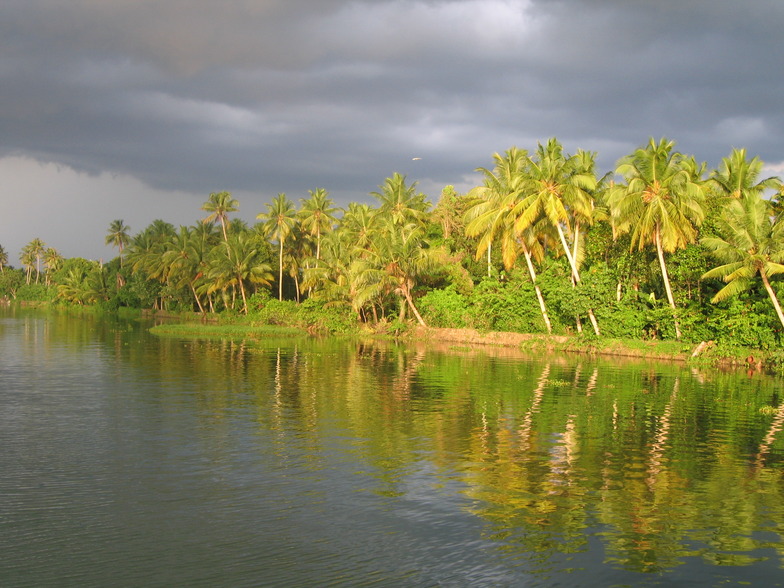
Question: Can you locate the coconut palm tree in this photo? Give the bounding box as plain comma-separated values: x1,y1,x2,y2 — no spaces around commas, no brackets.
711,148,780,201
257,193,298,301
21,238,46,284
371,173,430,226
201,191,239,242
514,138,601,335
206,232,273,313
702,193,784,329
363,217,447,326
43,248,62,287
607,138,707,340
0,244,7,273
465,147,529,269
105,219,131,268
299,188,338,261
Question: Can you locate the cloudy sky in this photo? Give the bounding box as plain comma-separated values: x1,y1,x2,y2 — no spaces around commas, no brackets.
2,0,783,263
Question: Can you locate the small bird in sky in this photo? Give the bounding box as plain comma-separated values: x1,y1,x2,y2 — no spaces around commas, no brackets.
412,157,422,160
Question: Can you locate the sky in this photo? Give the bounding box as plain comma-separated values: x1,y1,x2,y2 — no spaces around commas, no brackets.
2,0,784,264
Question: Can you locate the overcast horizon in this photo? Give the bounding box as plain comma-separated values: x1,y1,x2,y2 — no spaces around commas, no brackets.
3,0,784,264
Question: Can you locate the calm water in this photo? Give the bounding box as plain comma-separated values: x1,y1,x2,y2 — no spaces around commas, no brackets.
2,307,784,587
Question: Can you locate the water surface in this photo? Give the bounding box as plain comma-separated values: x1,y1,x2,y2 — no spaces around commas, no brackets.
2,307,783,587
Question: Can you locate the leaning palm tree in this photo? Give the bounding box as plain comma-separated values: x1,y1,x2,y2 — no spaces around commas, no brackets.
257,193,298,301
464,148,553,333
201,191,239,242
366,218,446,326
515,138,601,336
105,219,131,268
607,138,707,340
702,193,784,329
465,147,529,271
0,244,8,273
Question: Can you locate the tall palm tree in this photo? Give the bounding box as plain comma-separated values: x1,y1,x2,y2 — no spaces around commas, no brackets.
206,232,273,313
465,147,529,269
23,238,46,284
711,148,780,201
0,244,7,273
464,148,553,333
20,245,35,285
367,218,445,326
299,188,338,261
514,138,601,336
201,191,239,242
43,247,62,287
105,219,131,268
607,138,707,340
371,173,429,226
257,193,298,301
702,193,784,329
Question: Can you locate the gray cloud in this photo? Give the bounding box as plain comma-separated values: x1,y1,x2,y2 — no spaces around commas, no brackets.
2,0,784,261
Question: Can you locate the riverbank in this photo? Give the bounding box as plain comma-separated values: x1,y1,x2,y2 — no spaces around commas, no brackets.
145,310,772,371
408,326,776,370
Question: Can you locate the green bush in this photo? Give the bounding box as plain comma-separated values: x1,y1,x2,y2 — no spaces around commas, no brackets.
419,285,468,328
15,283,55,302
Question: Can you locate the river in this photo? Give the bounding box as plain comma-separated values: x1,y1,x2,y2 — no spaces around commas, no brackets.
1,307,783,587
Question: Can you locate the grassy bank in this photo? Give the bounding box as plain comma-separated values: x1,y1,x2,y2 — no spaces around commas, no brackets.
149,322,305,339
410,326,779,372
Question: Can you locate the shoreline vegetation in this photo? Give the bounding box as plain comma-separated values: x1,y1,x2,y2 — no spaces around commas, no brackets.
3,138,784,374
144,310,770,373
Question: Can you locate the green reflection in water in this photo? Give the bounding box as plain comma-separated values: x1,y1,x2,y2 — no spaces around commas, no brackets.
6,306,784,581
139,323,784,577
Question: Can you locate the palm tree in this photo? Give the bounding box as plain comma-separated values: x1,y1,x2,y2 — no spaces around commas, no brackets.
514,138,601,336
43,248,62,287
20,245,35,285
206,232,273,313
0,244,7,273
105,219,131,268
371,173,430,226
22,238,46,284
257,193,298,301
464,148,553,333
607,138,707,340
367,218,445,326
299,188,338,261
201,191,239,242
711,148,780,201
702,193,784,329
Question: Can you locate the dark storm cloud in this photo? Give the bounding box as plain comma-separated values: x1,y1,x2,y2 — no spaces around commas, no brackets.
2,0,784,260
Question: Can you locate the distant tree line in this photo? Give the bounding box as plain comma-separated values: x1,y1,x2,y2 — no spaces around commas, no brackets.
3,137,784,349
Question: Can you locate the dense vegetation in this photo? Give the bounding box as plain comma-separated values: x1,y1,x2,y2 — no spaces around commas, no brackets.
3,137,784,353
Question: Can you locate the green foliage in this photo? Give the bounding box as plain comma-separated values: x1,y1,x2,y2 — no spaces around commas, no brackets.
418,285,468,328
702,293,781,350
16,283,56,302
0,269,25,298
465,276,545,333
247,295,357,334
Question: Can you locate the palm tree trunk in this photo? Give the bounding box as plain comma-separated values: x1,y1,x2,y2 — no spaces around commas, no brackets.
761,271,784,329
191,283,205,314
278,239,284,301
238,276,248,314
403,288,427,327
522,243,552,334
655,227,682,340
556,224,600,336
